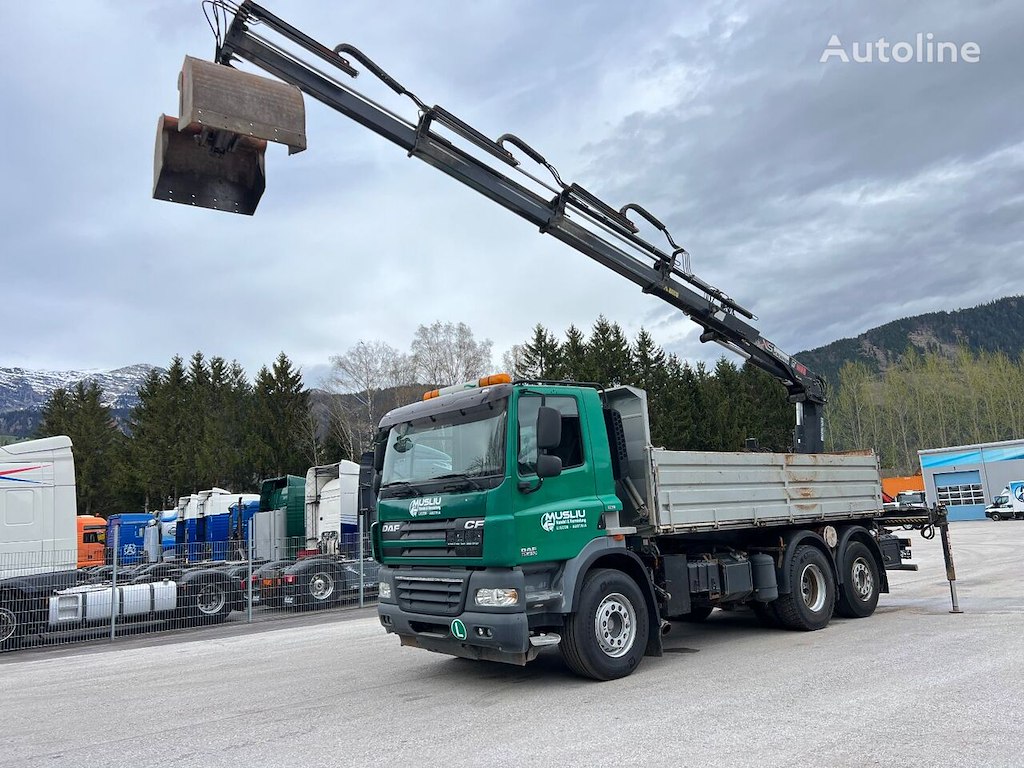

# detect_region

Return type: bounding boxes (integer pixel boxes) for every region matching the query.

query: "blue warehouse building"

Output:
[918,438,1024,521]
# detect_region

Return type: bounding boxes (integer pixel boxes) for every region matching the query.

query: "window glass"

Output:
[936,483,985,506]
[517,394,584,476]
[381,401,507,486]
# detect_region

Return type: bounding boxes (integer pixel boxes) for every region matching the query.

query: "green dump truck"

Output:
[152,2,923,679]
[371,380,909,680]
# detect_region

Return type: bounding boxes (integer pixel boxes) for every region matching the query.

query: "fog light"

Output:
[475,588,519,607]
[379,581,392,599]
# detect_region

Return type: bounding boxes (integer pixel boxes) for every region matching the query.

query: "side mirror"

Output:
[372,439,386,472]
[537,454,562,479]
[536,406,562,450]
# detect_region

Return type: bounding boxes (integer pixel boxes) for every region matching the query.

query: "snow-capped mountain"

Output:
[0,364,161,413]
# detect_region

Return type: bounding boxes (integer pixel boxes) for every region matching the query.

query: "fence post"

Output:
[358,514,365,608]
[110,521,120,643]
[246,520,254,624]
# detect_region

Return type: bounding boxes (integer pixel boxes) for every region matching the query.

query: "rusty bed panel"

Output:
[649,449,883,533]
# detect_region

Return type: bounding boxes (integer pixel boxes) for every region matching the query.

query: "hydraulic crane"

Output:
[154,0,827,452]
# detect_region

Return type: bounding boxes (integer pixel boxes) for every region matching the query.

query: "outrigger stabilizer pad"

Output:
[153,56,307,215]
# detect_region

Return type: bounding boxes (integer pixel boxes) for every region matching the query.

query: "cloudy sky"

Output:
[2,0,1021,387]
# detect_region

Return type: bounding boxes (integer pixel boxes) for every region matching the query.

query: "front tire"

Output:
[561,569,649,681]
[774,545,835,631]
[835,541,880,618]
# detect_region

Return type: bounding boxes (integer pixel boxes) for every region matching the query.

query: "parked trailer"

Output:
[0,438,238,650]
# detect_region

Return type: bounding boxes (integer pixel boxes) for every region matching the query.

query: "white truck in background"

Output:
[279,460,378,609]
[0,437,238,650]
[985,482,1024,521]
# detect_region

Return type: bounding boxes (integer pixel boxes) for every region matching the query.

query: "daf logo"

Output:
[382,523,401,533]
[464,520,484,530]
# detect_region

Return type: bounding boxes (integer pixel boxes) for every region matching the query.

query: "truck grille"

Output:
[381,517,484,559]
[394,575,467,616]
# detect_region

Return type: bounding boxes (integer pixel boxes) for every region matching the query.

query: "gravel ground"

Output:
[0,520,1021,768]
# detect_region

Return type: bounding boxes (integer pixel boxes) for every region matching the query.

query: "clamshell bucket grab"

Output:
[152,57,306,214]
[178,56,306,154]
[152,114,267,215]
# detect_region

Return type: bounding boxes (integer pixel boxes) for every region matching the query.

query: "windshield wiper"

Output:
[431,473,488,492]
[380,481,422,498]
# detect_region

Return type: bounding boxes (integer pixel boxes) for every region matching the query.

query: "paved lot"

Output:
[1,521,1021,768]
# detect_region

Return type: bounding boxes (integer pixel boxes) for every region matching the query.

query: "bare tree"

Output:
[411,321,493,386]
[501,344,527,379]
[325,340,416,455]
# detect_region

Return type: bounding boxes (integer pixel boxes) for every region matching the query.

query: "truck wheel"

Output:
[774,545,835,631]
[188,580,231,624]
[307,570,338,607]
[835,541,880,618]
[988,512,1001,521]
[0,603,24,651]
[561,568,649,681]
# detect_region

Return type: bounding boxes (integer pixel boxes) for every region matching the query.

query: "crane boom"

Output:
[156,0,827,452]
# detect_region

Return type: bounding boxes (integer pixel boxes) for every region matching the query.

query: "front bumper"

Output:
[379,603,529,650]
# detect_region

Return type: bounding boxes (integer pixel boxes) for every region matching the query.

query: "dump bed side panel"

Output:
[650,450,882,533]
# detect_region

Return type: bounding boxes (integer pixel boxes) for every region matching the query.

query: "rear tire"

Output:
[835,541,880,618]
[0,601,24,651]
[774,545,835,631]
[185,579,231,625]
[561,568,649,681]
[307,570,338,607]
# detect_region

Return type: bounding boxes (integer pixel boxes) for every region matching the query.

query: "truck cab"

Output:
[373,377,650,676]
[77,515,107,568]
[985,482,1024,521]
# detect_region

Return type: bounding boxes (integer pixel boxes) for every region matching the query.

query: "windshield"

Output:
[381,401,507,488]
[994,495,1009,506]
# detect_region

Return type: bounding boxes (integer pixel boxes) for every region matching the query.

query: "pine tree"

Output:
[520,324,563,380]
[253,353,310,477]
[586,316,632,385]
[561,325,589,381]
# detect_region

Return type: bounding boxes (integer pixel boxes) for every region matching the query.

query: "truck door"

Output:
[511,392,604,563]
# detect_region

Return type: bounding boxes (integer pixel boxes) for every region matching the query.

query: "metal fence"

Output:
[0,532,378,655]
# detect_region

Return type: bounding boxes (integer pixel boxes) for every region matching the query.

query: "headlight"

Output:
[475,588,519,607]
[379,581,392,599]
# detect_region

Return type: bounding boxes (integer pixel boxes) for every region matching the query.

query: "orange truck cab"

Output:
[77,515,107,568]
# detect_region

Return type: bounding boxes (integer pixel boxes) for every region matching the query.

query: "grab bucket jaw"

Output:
[152,57,306,215]
[178,56,306,154]
[153,114,266,215]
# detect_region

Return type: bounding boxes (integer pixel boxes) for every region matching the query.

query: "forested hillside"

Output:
[797,295,1024,385]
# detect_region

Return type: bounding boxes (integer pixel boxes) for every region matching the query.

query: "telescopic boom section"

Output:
[155,0,826,452]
